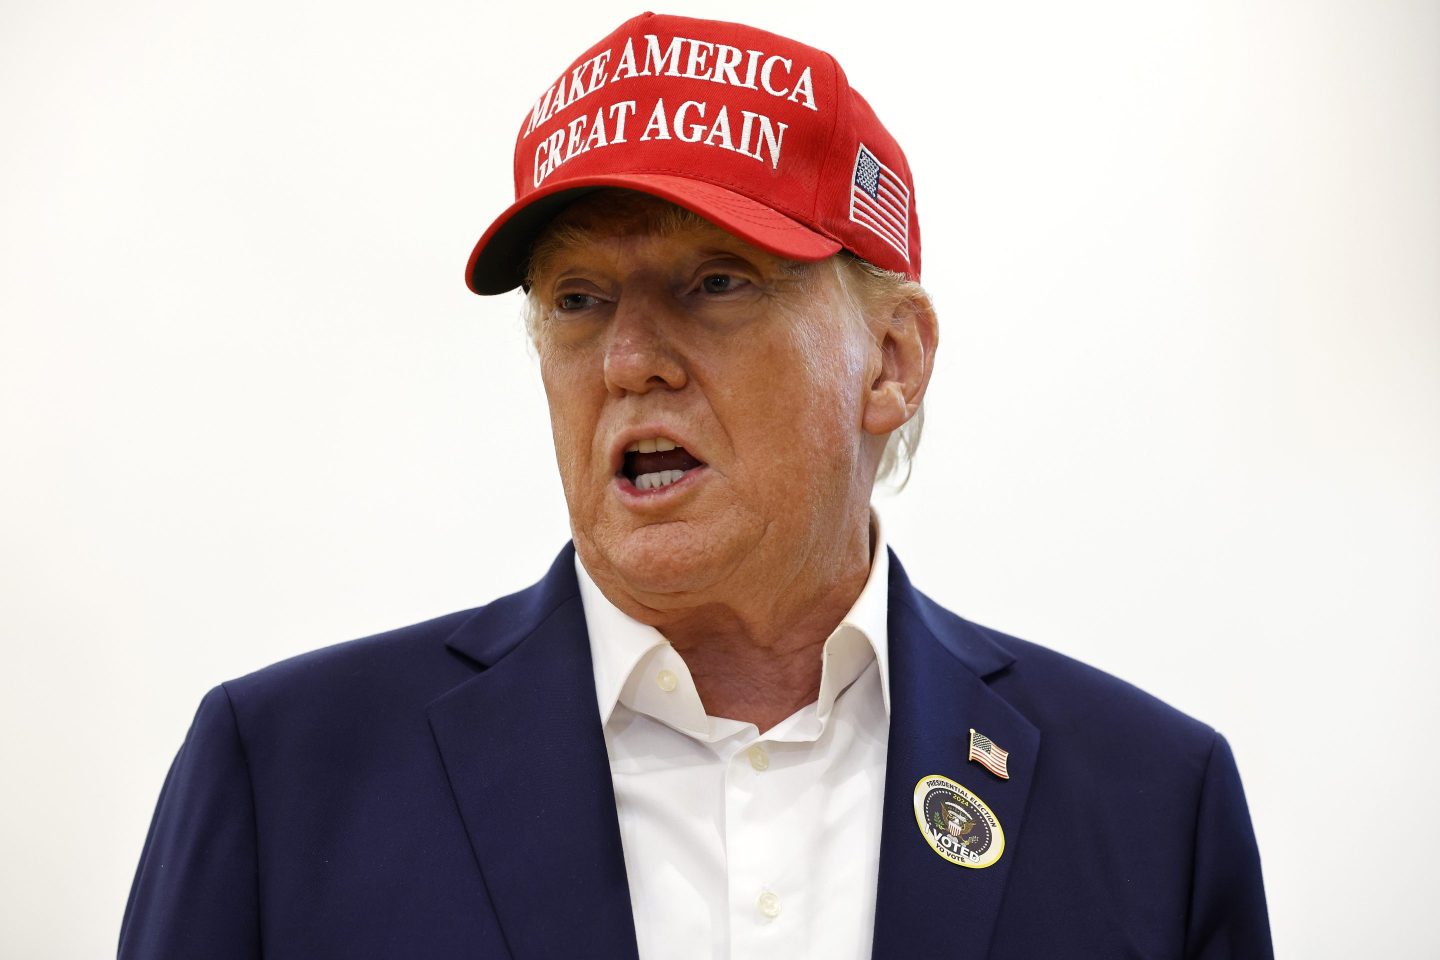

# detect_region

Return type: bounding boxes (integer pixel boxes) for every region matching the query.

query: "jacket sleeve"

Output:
[1185,731,1274,960]
[119,685,262,959]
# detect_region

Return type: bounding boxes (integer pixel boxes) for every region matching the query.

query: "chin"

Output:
[584,517,740,605]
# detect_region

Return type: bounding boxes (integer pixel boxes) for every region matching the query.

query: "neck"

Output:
[648,515,875,732]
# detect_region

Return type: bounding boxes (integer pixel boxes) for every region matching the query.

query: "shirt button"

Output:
[655,669,678,692]
[747,745,770,771]
[757,890,782,919]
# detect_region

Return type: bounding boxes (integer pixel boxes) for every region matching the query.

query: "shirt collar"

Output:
[577,511,892,732]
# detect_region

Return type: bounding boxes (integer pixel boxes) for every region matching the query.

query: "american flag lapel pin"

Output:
[968,728,1011,780]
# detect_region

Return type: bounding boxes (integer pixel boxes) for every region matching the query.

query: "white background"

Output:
[2,0,1436,956]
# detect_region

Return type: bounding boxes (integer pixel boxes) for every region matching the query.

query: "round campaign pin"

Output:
[912,774,1005,869]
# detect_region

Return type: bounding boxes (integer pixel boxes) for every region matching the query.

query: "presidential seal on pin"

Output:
[913,774,1005,869]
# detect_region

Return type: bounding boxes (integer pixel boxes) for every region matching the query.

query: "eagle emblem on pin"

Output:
[913,774,1005,869]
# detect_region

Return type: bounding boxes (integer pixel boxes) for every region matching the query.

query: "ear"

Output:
[861,291,939,437]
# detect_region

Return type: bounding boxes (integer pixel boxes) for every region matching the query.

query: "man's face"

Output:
[527,192,885,610]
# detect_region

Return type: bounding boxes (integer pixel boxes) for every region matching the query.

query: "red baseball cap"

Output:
[465,11,921,294]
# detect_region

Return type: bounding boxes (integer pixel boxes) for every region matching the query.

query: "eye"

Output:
[557,292,600,311]
[699,273,747,295]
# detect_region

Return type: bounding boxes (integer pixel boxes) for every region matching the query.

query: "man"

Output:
[120,13,1272,959]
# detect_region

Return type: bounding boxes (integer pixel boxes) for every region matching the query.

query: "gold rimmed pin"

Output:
[912,774,1005,868]
[968,728,1010,780]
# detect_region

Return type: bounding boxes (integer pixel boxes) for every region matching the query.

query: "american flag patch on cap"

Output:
[968,728,1010,780]
[849,144,911,262]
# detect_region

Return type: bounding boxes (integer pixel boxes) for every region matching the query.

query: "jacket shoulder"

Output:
[991,625,1211,732]
[900,575,1215,745]
[222,606,484,710]
[970,619,1220,783]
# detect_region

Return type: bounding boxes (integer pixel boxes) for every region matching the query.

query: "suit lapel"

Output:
[427,546,640,960]
[872,553,1041,958]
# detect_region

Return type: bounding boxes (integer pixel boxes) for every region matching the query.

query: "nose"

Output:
[601,294,688,397]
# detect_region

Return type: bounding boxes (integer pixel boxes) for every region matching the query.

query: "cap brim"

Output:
[465,173,843,295]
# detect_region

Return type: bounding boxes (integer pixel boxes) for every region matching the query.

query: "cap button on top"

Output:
[747,744,770,771]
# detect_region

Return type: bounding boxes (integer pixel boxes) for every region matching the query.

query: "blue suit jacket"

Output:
[120,546,1272,958]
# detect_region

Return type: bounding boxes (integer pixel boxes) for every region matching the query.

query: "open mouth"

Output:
[620,437,706,491]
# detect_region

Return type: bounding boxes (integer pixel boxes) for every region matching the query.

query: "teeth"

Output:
[625,437,681,453]
[635,469,686,491]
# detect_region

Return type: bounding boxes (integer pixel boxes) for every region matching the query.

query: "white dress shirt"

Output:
[576,517,891,960]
